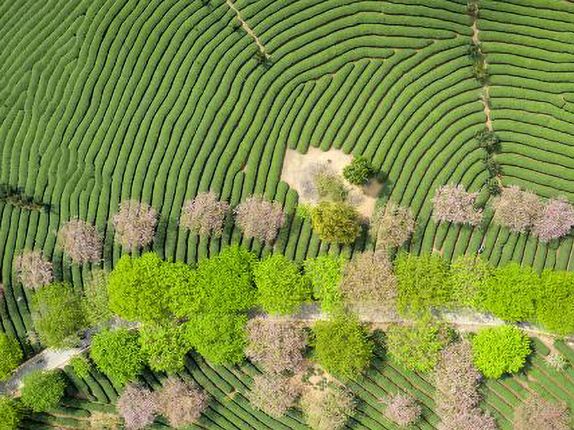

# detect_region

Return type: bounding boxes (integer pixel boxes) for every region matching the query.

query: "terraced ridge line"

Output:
[225,0,269,59]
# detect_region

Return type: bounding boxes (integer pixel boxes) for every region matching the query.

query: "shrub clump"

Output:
[532,196,574,242]
[0,333,22,380]
[472,325,531,378]
[247,374,299,418]
[340,251,397,307]
[311,201,361,244]
[304,255,345,314]
[371,202,415,250]
[382,393,422,428]
[312,314,373,379]
[432,184,483,226]
[180,192,229,237]
[246,318,308,374]
[32,282,85,348]
[492,186,541,233]
[514,395,570,430]
[301,385,355,430]
[254,254,311,315]
[0,396,23,430]
[13,250,53,290]
[156,378,209,428]
[315,170,349,202]
[235,196,284,243]
[343,156,375,186]
[112,200,157,250]
[386,321,453,373]
[57,219,102,264]
[118,384,158,430]
[21,370,66,412]
[91,328,144,386]
[544,352,568,372]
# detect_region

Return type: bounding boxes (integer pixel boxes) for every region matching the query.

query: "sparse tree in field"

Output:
[235,196,284,243]
[381,393,422,428]
[180,192,229,237]
[156,378,209,428]
[57,219,102,264]
[514,395,570,430]
[314,170,349,202]
[246,318,308,374]
[544,352,568,371]
[492,186,541,233]
[432,184,482,226]
[0,333,22,381]
[340,251,397,306]
[117,384,158,430]
[371,202,415,250]
[21,370,66,412]
[532,196,574,242]
[311,201,361,244]
[247,374,299,418]
[13,250,53,290]
[112,200,157,250]
[301,385,355,430]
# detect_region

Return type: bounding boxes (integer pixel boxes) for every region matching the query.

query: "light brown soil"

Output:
[281,147,380,219]
[226,0,269,58]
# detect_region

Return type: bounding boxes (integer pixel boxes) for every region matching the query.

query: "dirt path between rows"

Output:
[226,0,269,58]
[472,15,493,131]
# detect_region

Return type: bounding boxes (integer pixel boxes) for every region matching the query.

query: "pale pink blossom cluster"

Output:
[180,192,229,237]
[514,395,570,430]
[57,219,102,264]
[381,393,422,428]
[341,251,397,305]
[13,250,53,290]
[235,196,284,243]
[432,184,483,226]
[247,374,299,418]
[156,378,209,428]
[371,202,415,249]
[531,196,574,243]
[112,200,157,251]
[118,384,158,430]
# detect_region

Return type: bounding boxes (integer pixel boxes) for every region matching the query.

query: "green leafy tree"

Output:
[304,255,345,314]
[170,246,256,318]
[343,156,375,186]
[70,355,91,379]
[311,202,361,244]
[32,282,85,348]
[107,253,190,323]
[82,269,113,327]
[386,321,453,372]
[0,396,23,430]
[537,270,574,335]
[185,313,247,365]
[91,328,144,386]
[449,255,492,309]
[472,325,531,378]
[312,314,373,379]
[21,370,66,412]
[254,254,311,315]
[0,333,22,380]
[314,171,348,202]
[482,263,539,322]
[139,323,190,373]
[394,253,452,316]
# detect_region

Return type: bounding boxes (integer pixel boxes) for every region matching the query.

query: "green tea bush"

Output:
[254,254,311,315]
[139,322,190,373]
[0,396,23,430]
[312,314,373,379]
[32,282,85,348]
[394,253,452,316]
[482,263,539,322]
[70,355,91,379]
[472,326,531,378]
[21,370,66,412]
[311,202,361,244]
[537,270,574,335]
[91,328,144,386]
[304,255,345,314]
[0,333,22,380]
[343,156,374,186]
[386,321,453,372]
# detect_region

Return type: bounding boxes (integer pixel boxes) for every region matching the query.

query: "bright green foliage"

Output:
[304,255,345,314]
[185,313,247,365]
[107,253,188,323]
[170,246,256,317]
[21,370,66,412]
[394,253,452,316]
[472,326,531,379]
[0,334,22,380]
[449,255,491,309]
[311,202,361,244]
[315,171,348,202]
[482,263,539,322]
[386,321,453,372]
[82,269,113,327]
[139,322,190,373]
[312,314,373,379]
[70,355,91,379]
[343,156,375,186]
[254,254,312,315]
[537,270,574,335]
[90,328,144,386]
[0,396,23,430]
[32,282,85,348]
